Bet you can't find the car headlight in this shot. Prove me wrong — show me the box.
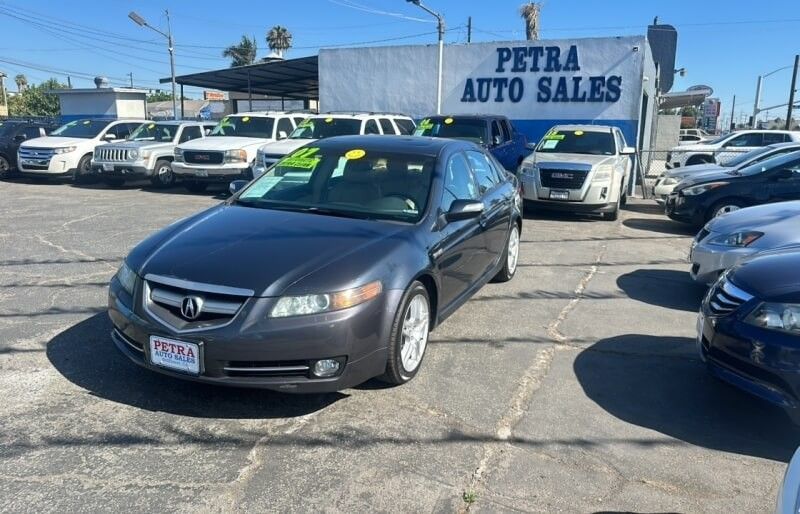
[662,177,679,186]
[115,261,137,295]
[593,164,614,181]
[519,162,538,176]
[224,149,248,163]
[270,281,382,318]
[174,148,184,162]
[53,146,77,154]
[708,231,763,247]
[128,149,139,160]
[682,182,728,196]
[745,303,800,334]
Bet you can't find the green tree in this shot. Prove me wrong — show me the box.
[8,78,66,116]
[222,35,258,67]
[14,73,28,91]
[147,91,175,102]
[266,26,292,58]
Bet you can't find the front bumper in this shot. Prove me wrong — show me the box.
[92,162,151,179]
[698,309,800,409]
[689,239,757,284]
[17,155,78,176]
[108,279,399,392]
[652,178,677,205]
[665,193,704,225]
[520,173,618,214]
[172,162,252,182]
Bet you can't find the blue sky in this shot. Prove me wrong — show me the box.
[1,0,798,125]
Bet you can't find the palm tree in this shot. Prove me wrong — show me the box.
[266,26,292,59]
[14,74,28,91]
[222,36,258,67]
[520,2,542,40]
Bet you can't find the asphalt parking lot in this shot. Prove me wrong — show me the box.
[1,177,797,513]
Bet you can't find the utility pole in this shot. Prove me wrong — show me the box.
[751,76,762,128]
[406,1,445,115]
[786,54,799,130]
[0,72,7,116]
[67,75,72,88]
[127,72,134,88]
[129,9,178,120]
[467,16,472,43]
[729,94,736,131]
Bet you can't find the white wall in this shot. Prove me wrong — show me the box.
[59,92,116,118]
[115,93,146,118]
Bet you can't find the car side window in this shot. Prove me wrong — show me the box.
[487,153,509,180]
[105,124,127,139]
[364,119,380,135]
[500,120,511,141]
[491,121,504,145]
[726,133,763,147]
[442,153,478,212]
[23,127,42,139]
[180,126,202,143]
[764,133,789,145]
[614,130,626,152]
[395,119,415,135]
[292,117,306,127]
[466,151,499,194]
[379,118,396,135]
[276,118,294,138]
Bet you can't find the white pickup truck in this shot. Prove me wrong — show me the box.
[171,112,308,192]
[518,124,634,221]
[17,118,145,182]
[91,121,215,187]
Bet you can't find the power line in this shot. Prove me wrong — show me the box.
[476,17,800,35]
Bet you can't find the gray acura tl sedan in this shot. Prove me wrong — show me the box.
[108,136,522,392]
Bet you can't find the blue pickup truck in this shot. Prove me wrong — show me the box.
[413,114,531,171]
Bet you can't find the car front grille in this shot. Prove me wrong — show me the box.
[539,168,589,189]
[95,147,134,161]
[18,147,55,168]
[223,360,310,378]
[184,150,224,165]
[706,278,753,317]
[143,274,251,332]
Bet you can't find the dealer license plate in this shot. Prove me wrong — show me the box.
[149,335,200,375]
[195,169,209,177]
[102,163,114,172]
[549,189,570,201]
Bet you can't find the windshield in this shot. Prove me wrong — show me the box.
[414,118,486,145]
[237,145,435,223]
[51,119,110,139]
[737,150,800,176]
[210,116,274,138]
[129,123,178,142]
[536,128,616,155]
[289,118,362,139]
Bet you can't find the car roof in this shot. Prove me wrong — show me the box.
[550,124,614,133]
[766,141,800,149]
[317,112,413,119]
[426,114,505,121]
[313,134,470,156]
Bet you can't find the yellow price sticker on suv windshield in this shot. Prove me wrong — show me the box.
[325,117,334,123]
[281,147,321,169]
[574,130,584,136]
[444,117,454,124]
[242,116,250,122]
[148,123,156,129]
[345,149,366,160]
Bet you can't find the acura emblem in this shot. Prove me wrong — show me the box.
[180,296,204,320]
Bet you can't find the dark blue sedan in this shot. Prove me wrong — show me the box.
[698,246,800,416]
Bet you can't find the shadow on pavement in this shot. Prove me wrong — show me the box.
[575,334,800,462]
[617,269,707,312]
[46,313,343,419]
[623,217,697,236]
[523,207,601,223]
[621,201,667,216]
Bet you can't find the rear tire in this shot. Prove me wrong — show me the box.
[150,159,175,188]
[492,223,520,283]
[184,181,208,193]
[604,193,621,221]
[380,281,431,386]
[72,154,95,184]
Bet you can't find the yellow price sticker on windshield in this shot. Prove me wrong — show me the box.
[325,117,333,123]
[345,149,366,160]
[148,123,156,129]
[574,130,584,136]
[444,117,454,125]
[242,116,250,122]
[83,120,91,125]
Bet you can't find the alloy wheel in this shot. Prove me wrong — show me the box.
[156,164,173,185]
[715,204,741,217]
[507,225,520,275]
[400,294,429,373]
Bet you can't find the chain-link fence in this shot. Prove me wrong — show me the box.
[639,147,753,179]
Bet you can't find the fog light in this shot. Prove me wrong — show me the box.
[312,359,341,378]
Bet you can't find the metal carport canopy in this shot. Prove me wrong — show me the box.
[160,56,318,100]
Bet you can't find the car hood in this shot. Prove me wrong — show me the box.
[675,169,737,190]
[177,136,270,151]
[669,142,717,153]
[259,138,313,155]
[529,153,615,167]
[129,204,408,297]
[731,247,800,302]
[706,201,800,245]
[19,136,93,148]
[665,163,725,178]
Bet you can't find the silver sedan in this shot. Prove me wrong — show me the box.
[689,200,800,284]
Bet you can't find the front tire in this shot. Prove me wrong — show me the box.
[72,154,95,184]
[604,193,621,221]
[493,223,520,282]
[380,281,431,385]
[150,159,175,188]
[707,199,745,221]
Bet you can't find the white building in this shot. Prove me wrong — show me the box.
[49,87,147,122]
[319,36,657,149]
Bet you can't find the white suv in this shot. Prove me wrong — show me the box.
[253,113,416,177]
[171,111,309,192]
[666,130,800,169]
[518,124,634,221]
[17,118,145,182]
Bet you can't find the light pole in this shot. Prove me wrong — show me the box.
[406,0,444,115]
[751,64,794,128]
[129,10,178,120]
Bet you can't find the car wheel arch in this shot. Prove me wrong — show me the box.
[411,272,438,330]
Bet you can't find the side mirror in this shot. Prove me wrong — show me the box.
[229,180,248,195]
[620,146,636,155]
[445,199,484,222]
[13,134,26,142]
[278,130,288,140]
[102,133,116,141]
[525,142,537,150]
[492,135,502,147]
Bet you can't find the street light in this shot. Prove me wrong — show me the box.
[129,10,178,120]
[751,64,794,128]
[406,0,444,115]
